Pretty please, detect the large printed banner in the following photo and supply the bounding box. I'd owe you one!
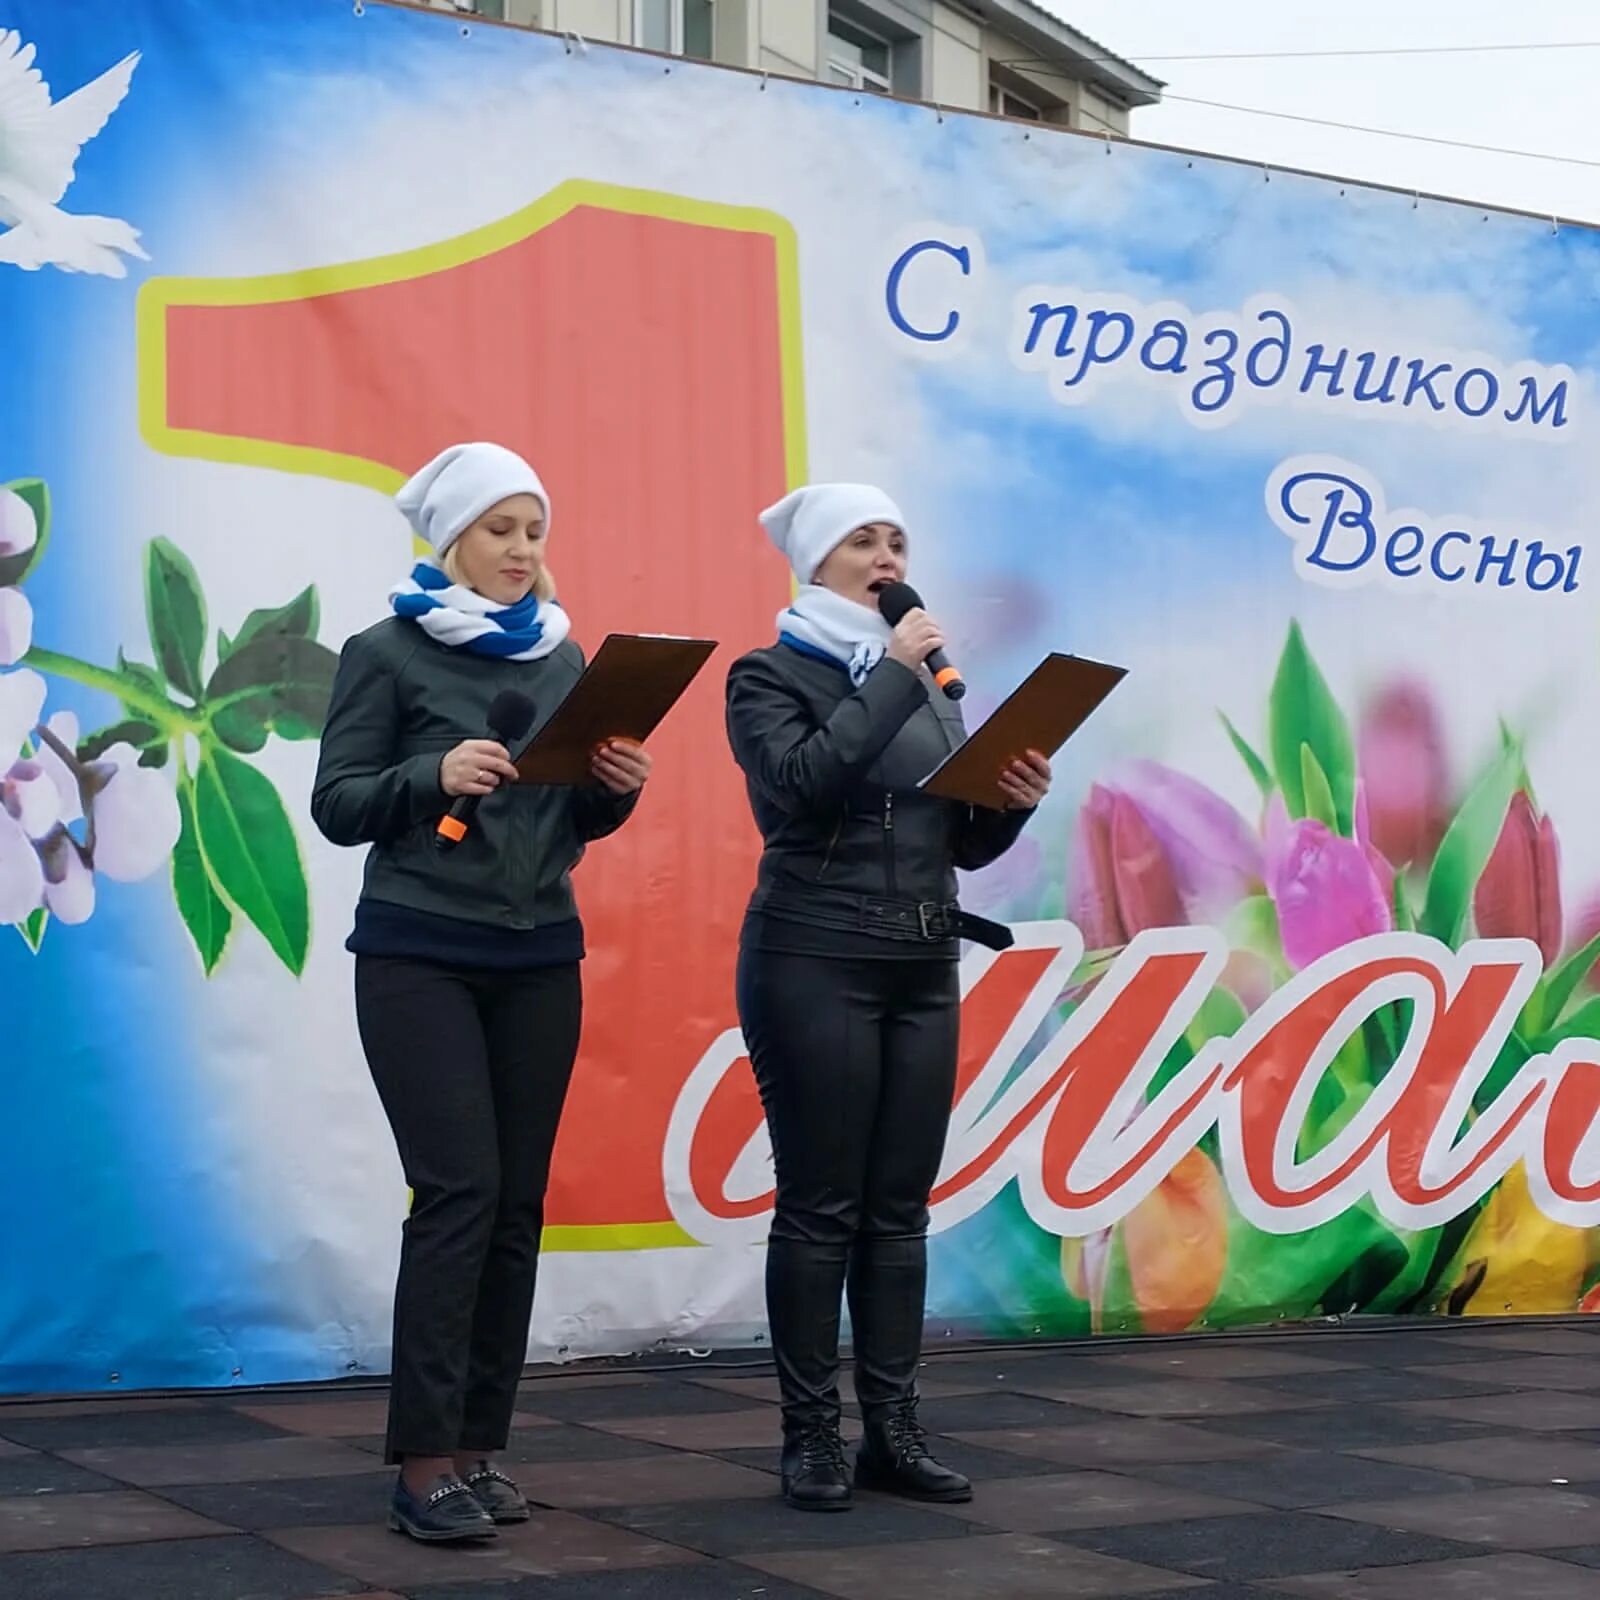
[4,0,1600,1393]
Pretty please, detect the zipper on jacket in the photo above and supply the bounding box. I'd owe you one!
[815,816,844,882]
[884,789,898,897]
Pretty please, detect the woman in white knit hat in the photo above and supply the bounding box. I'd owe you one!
[726,483,1051,1512]
[312,442,651,1543]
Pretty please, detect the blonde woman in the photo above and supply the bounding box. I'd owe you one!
[313,443,651,1542]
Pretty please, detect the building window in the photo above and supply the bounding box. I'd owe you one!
[826,10,893,93]
[988,82,1043,121]
[635,0,715,61]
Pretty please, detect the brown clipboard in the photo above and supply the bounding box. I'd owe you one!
[514,632,717,785]
[919,652,1127,809]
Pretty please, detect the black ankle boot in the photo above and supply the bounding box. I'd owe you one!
[856,1400,971,1502]
[781,1422,852,1512]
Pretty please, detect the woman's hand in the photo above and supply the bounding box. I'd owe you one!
[591,738,652,795]
[998,749,1051,811]
[885,607,946,673]
[440,739,519,798]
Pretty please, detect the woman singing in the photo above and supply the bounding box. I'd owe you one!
[312,443,651,1543]
[726,483,1051,1511]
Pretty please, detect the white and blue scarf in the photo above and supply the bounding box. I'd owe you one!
[389,562,570,660]
[778,585,891,687]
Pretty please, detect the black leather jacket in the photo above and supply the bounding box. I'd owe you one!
[311,618,637,929]
[725,643,1031,946]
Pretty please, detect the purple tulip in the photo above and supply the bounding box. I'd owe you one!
[1358,681,1450,870]
[1474,790,1561,966]
[1110,760,1263,923]
[1266,799,1393,970]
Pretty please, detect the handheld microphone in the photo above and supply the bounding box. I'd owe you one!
[434,689,539,852]
[876,581,965,700]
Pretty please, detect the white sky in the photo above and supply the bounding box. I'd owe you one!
[1038,1,1600,228]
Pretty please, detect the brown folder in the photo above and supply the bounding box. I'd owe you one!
[514,633,717,785]
[919,652,1127,809]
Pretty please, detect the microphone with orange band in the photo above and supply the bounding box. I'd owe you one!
[433,689,538,852]
[876,580,965,700]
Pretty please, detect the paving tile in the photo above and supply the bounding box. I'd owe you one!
[1276,1551,1600,1598]
[1404,1356,1600,1392]
[0,1397,203,1420]
[1352,1433,1600,1484]
[58,1436,386,1488]
[1459,1327,1600,1358]
[1206,1405,1494,1451]
[950,1418,1281,1469]
[1240,1367,1510,1405]
[594,1491,979,1557]
[490,1421,679,1464]
[1062,1511,1480,1579]
[267,1510,702,1587]
[709,1434,1065,1484]
[409,1563,830,1599]
[910,1392,1108,1431]
[932,1469,1264,1532]
[1138,1448,1482,1509]
[0,1532,365,1599]
[0,1407,296,1451]
[1268,1335,1494,1368]
[514,1382,774,1423]
[1401,1390,1600,1432]
[0,1451,121,1496]
[736,1530,1206,1598]
[232,1399,552,1437]
[589,1408,859,1452]
[0,1488,233,1553]
[156,1470,398,1531]
[1027,1379,1327,1419]
[1323,1485,1600,1549]
[918,1352,1191,1390]
[516,1371,663,1393]
[1096,1345,1359,1380]
[506,1451,777,1508]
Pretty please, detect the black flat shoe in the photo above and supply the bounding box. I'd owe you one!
[463,1460,531,1523]
[388,1473,498,1542]
[780,1423,853,1512]
[856,1401,972,1503]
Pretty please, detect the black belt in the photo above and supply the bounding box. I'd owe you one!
[759,880,1015,951]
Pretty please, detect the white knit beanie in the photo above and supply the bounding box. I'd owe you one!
[758,483,905,582]
[395,442,550,557]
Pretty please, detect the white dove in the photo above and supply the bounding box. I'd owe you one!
[0,30,146,278]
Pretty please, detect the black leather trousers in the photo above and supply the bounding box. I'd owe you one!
[736,945,960,1436]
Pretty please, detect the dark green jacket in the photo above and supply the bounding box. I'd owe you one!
[311,618,637,929]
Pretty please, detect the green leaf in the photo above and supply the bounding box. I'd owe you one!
[1540,927,1600,1030]
[173,774,232,976]
[1536,994,1600,1050]
[1219,711,1273,799]
[205,634,339,754]
[1419,746,1522,945]
[1184,986,1247,1054]
[193,745,309,974]
[1300,744,1339,831]
[1392,870,1416,934]
[78,718,166,764]
[15,907,47,952]
[1268,621,1355,833]
[218,586,319,664]
[144,538,208,702]
[0,480,51,588]
[1472,1027,1532,1117]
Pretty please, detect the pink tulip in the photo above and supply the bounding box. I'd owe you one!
[1071,783,1186,947]
[1474,791,1561,965]
[1358,681,1450,869]
[1071,763,1262,947]
[1266,800,1392,970]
